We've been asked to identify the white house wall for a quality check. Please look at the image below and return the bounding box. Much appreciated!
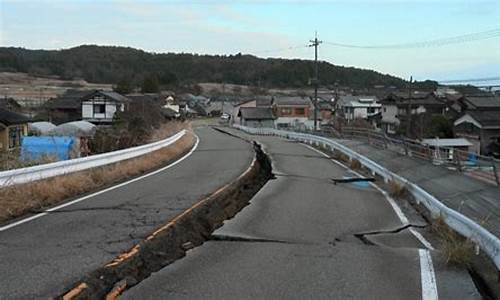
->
[82,100,122,122]
[82,103,93,119]
[381,105,399,125]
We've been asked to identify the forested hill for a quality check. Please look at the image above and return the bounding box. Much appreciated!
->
[0,45,427,89]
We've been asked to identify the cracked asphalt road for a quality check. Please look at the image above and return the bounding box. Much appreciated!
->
[123,128,480,300]
[0,127,253,299]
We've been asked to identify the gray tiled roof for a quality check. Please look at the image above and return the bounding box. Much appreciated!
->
[465,96,500,108]
[273,96,311,106]
[239,107,275,120]
[467,110,500,127]
[0,108,30,126]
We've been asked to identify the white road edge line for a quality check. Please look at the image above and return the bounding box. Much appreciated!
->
[0,134,200,232]
[304,144,434,249]
[304,144,439,299]
[420,249,439,300]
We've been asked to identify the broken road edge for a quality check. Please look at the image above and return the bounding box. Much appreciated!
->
[59,137,273,300]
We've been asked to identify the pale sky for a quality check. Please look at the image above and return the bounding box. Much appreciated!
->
[1,0,500,82]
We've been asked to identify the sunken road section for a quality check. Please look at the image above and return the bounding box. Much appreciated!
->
[59,141,273,299]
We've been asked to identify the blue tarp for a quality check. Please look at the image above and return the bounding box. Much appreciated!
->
[21,136,75,161]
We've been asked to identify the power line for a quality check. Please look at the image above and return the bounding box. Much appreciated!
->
[250,44,309,54]
[323,28,500,50]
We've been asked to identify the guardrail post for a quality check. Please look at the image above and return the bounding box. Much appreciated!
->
[492,161,500,186]
[455,151,462,173]
[426,144,431,161]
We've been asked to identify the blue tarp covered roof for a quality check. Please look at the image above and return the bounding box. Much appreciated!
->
[21,136,75,161]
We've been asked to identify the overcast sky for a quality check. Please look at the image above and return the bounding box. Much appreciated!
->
[1,0,500,82]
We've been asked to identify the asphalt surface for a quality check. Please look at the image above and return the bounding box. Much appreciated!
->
[338,138,500,238]
[123,128,480,300]
[0,127,253,299]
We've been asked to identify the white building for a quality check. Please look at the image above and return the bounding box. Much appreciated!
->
[81,90,130,124]
[336,95,381,121]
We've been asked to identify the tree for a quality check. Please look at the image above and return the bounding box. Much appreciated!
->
[425,115,453,138]
[114,77,133,94]
[141,74,160,93]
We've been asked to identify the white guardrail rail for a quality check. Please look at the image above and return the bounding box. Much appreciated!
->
[0,130,186,187]
[234,124,500,270]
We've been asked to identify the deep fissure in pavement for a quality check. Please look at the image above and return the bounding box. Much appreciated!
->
[58,140,273,300]
[353,224,427,246]
[209,234,291,244]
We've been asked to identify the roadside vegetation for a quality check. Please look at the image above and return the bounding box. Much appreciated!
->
[432,217,475,267]
[0,129,195,223]
[0,151,57,171]
[388,181,409,199]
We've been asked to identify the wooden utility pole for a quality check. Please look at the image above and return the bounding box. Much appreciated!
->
[309,32,322,131]
[406,76,413,138]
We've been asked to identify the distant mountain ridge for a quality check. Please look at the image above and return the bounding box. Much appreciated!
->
[0,45,435,89]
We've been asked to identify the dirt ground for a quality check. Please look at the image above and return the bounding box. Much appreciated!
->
[0,72,112,106]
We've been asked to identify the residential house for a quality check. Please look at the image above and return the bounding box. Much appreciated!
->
[272,96,312,129]
[317,100,334,125]
[457,96,500,112]
[0,108,30,151]
[81,90,131,124]
[46,89,89,124]
[380,92,447,134]
[336,95,381,127]
[238,107,275,128]
[232,99,257,125]
[454,111,500,156]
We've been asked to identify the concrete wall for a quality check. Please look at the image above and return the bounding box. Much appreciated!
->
[242,119,275,128]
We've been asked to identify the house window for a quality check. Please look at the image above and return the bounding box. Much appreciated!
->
[294,108,305,115]
[94,104,106,114]
[368,107,376,114]
[281,108,292,116]
[8,126,22,149]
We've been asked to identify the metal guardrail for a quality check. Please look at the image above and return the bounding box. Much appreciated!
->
[234,124,500,270]
[0,130,186,187]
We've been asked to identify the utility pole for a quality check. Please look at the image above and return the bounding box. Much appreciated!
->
[406,76,413,138]
[309,32,322,131]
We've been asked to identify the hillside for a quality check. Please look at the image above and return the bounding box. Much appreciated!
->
[0,45,427,90]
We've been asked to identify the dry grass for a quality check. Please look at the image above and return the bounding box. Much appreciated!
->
[349,159,362,170]
[388,180,408,198]
[148,121,191,142]
[0,132,195,223]
[432,216,475,267]
[332,150,350,163]
[0,152,58,171]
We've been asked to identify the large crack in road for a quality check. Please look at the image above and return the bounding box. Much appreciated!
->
[59,140,274,299]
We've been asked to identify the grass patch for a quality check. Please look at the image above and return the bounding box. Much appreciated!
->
[432,216,475,267]
[331,150,350,163]
[388,180,408,198]
[0,131,195,224]
[350,159,362,170]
